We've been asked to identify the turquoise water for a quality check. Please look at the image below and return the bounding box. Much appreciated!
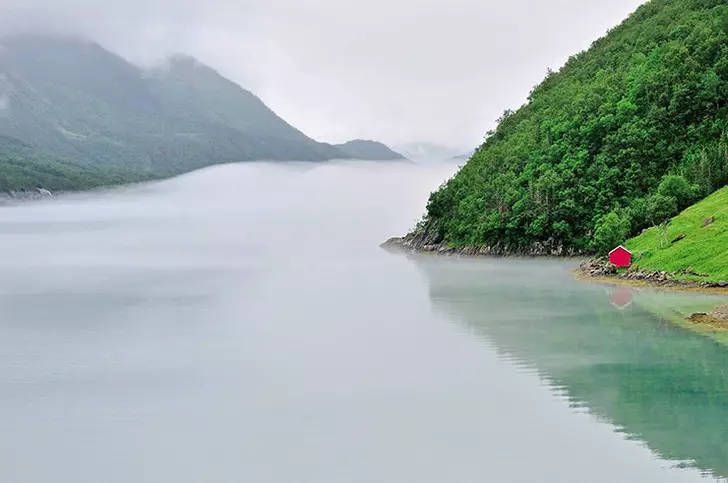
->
[413,255,728,481]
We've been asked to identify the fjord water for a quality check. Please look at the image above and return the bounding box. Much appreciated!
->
[0,161,727,483]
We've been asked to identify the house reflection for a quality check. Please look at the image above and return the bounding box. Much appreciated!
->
[609,287,634,310]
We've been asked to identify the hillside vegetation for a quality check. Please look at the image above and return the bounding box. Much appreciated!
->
[0,35,348,179]
[0,135,154,193]
[416,0,728,255]
[625,185,728,282]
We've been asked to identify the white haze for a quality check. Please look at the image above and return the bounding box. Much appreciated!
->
[0,74,9,113]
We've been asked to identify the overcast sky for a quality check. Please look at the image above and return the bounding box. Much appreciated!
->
[0,0,646,150]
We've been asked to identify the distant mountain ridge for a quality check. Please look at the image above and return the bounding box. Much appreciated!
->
[0,35,349,176]
[393,142,464,162]
[334,139,406,160]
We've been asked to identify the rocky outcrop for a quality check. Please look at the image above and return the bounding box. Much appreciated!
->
[620,268,674,283]
[382,232,586,258]
[579,258,617,276]
[710,304,728,321]
[687,311,728,329]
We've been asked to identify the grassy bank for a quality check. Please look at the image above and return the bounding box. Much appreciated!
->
[625,186,728,283]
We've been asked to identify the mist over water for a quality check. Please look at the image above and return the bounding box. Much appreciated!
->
[0,161,725,483]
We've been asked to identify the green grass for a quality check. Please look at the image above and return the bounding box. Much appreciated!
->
[625,186,728,283]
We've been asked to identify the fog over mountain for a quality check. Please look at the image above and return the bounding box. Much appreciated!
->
[0,0,645,151]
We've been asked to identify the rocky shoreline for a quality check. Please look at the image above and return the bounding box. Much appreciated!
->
[381,232,586,258]
[577,258,728,291]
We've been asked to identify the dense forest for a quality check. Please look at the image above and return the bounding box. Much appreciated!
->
[418,0,728,255]
[0,135,154,193]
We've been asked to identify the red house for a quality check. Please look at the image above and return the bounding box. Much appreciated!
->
[609,245,632,268]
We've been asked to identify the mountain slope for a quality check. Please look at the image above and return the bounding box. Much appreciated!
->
[411,0,728,255]
[0,35,347,175]
[0,135,154,193]
[146,55,346,164]
[333,139,406,160]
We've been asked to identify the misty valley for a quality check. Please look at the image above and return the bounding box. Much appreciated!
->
[3,0,728,482]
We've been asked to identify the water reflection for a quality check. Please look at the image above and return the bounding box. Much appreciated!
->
[408,255,728,480]
[609,287,633,310]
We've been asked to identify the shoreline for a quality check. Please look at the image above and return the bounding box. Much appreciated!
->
[572,269,728,295]
[380,235,587,259]
[576,258,728,294]
[383,236,728,295]
[382,235,728,343]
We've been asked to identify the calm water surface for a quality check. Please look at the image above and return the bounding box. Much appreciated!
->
[0,161,727,483]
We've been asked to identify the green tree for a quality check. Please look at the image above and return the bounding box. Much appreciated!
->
[593,211,631,256]
[647,193,679,247]
[626,198,648,232]
[415,0,728,254]
[657,175,698,210]
[647,194,678,226]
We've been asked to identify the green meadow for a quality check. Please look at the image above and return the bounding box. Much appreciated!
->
[626,186,728,283]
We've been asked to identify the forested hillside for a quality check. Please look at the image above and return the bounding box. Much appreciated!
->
[0,135,154,193]
[416,0,728,255]
[0,35,347,178]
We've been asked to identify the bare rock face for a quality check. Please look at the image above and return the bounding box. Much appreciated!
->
[704,217,715,227]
